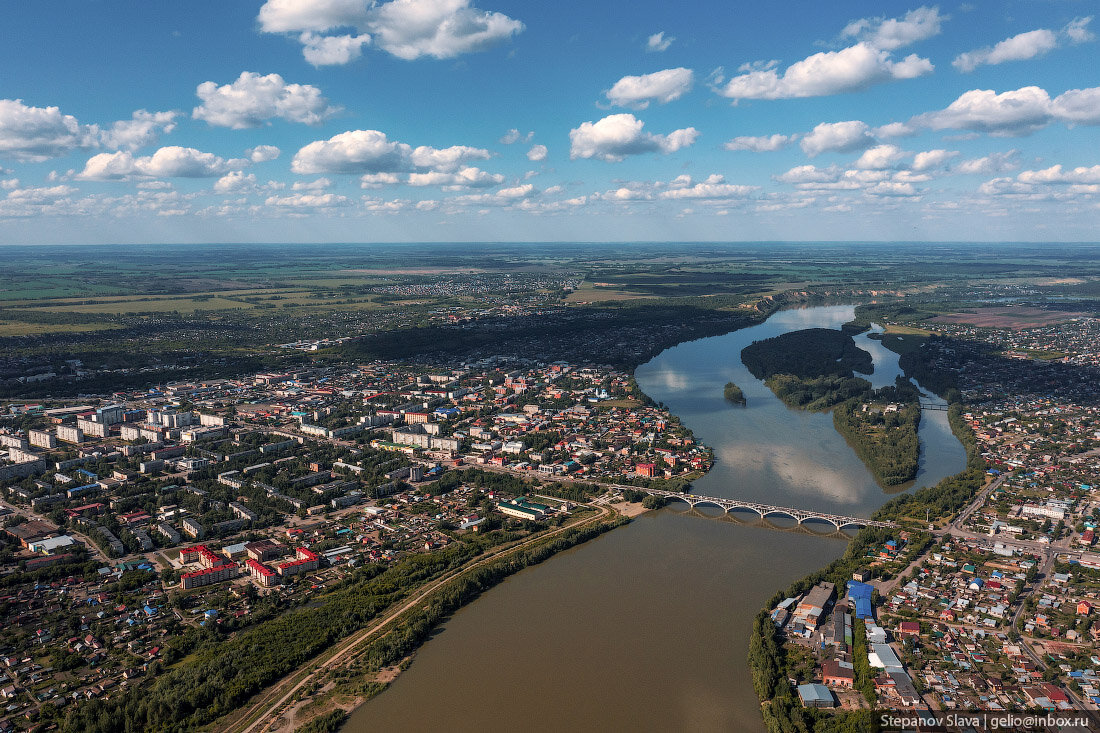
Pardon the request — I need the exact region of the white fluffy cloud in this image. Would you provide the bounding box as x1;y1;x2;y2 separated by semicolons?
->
526;144;547;161
409;144;490;171
911;149;958;171
800;121;875;156
723;134;793;152
659;174;756;199
359;172;402;188
292;129;495;185
299;32;372;66
715;8;938;102
100;110;178;152
407;166;504;188
1016;164;1100;185
258;0;523;63
646;31;673;52
293;177;332;191
0;99;98;161
955;150;1020;174
247;145;282;163
853;144;906;170
499;128;533;144
77;146;238;180
953;18;1092;72
606;68;693;109
840;6;945;51
193;72;340;129
293;130;411;173
913;85;1100;136
368;0;524;60
265;192;350;207
569;113;698;162
715;43;932;101
214;171;258;193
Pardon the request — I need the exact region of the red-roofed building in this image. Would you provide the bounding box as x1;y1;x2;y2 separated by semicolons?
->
246;558;278;587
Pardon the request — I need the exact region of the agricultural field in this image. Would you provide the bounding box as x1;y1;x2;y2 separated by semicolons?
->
929;306;1088;330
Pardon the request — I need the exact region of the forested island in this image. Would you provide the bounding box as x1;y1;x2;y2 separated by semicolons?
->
741;328;920;486
723;381;746;405
741;328;874;411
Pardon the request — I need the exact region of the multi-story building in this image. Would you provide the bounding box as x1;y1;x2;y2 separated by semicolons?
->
57;425;84;444
27;430;57;450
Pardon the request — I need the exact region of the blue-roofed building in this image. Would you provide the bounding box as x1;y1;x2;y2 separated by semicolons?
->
797;683;835;708
847;580;875;620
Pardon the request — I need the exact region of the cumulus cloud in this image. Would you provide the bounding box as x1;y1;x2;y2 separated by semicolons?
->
568;113;698;162
911;149;958;171
646;31;673;52
1016;164;1100;185
723;134;793;152
913;85;1100;136
659;174;756;199
853;144;906;169
193;72;340;129
605;68;693;109
292;130;412;173
774;163;925;197
292;177;332;191
265;192;350;207
4;185;77;203
258;0;524;63
369;0;524;60
406;166;504;188
955;150;1020;174
409;144;490;171
714;42;932;101
247;145;281;163
100;110;178;151
299;32;372;66
526;144;547;161
214;171;257;193
499;128;533;144
452;182;536;205
359;172;402;188
800;120;875;156
77;146;239;180
713;8;939;102
291;129;498;188
953;18;1093;72
0;99;99;161
1049;87;1100;125
840;6;946;51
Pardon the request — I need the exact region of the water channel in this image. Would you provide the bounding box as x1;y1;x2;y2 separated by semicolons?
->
344;305;967;732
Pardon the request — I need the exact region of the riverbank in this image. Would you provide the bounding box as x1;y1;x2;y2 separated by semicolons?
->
240;508;628;733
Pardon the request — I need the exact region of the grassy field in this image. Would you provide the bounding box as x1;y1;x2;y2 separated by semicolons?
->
0;321;124;336
564;282;648;302
33;296;256;314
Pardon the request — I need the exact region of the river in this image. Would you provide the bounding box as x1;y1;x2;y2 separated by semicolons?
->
343;305;967;732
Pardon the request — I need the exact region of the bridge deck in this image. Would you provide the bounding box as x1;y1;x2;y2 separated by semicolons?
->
624;486;896;530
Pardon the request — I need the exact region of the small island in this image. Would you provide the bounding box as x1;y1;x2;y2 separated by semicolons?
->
741;327;920;486
723;381;746;405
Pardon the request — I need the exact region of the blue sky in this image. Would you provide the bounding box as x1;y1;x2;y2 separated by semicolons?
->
2;0;1100;243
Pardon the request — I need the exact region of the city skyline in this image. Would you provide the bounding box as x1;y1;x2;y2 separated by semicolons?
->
2;1;1100;243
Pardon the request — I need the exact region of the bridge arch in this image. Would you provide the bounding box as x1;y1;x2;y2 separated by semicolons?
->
761;509;800;523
